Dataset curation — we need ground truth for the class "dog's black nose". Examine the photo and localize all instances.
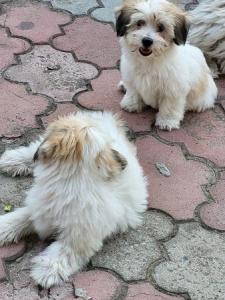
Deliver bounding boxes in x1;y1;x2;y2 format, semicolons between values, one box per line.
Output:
142;37;153;48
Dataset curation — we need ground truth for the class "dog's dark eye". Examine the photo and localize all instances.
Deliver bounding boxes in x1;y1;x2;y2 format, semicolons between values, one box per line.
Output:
137;20;146;28
157;23;165;32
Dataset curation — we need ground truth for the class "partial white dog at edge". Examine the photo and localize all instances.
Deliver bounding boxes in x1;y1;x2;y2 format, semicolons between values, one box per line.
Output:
116;0;218;131
188;0;225;78
0;111;148;288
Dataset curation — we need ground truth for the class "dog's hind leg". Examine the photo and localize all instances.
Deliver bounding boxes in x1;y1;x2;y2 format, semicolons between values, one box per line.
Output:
0;136;43;177
0;207;33;245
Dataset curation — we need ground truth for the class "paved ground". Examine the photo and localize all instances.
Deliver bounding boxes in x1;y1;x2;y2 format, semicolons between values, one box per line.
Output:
0;0;225;299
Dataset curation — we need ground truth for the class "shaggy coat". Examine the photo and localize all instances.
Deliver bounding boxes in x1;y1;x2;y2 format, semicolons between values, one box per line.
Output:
117;0;217;131
0;111;148;288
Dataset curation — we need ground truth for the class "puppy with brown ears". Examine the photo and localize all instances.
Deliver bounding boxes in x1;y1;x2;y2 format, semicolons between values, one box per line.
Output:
116;0;218;131
0;111;148;288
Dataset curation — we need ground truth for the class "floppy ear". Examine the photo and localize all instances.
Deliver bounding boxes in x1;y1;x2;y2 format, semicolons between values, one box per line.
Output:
115;7;131;36
33;129;84;163
96;148;127;180
173;14;190;45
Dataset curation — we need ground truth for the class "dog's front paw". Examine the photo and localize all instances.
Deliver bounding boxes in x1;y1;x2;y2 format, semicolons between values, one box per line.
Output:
31;256;69;288
155;115;180;131
120;95;144;113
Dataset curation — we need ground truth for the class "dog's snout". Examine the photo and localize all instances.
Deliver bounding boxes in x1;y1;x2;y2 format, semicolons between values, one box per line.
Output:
142;37;153;48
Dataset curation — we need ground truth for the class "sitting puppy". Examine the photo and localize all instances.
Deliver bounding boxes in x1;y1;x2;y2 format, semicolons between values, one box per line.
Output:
116;0;218;131
0;111;148;288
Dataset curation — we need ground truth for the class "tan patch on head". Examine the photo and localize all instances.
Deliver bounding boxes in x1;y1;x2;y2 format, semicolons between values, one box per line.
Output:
96;147;127;180
36;116;89;163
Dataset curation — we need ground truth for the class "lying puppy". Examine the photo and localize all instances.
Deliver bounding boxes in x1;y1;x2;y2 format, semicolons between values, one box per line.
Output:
0;111;148;288
116;0;218;131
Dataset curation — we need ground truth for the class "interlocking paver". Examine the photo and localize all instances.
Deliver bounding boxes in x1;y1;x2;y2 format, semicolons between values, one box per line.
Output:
157;106;225;166
52;17;120;68
153;222;225;300
92;211;174;281
126;283;184;300
0;174;32;213
78;69;154;132
73;270;122;300
0;79;48;138
43;0;98;15
0;28;29;73
200;172;225;231
8;242;49;300
136;136;211;219
0;283;14;300
91;0;122;24
0;242;25;281
0;1;71;43
41;103;78;128
49;283;74;300
5;45;98;102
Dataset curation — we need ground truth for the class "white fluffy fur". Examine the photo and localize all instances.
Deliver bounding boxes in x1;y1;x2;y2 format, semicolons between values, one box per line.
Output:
188;0;225;77
117;0;217;131
0;111;148;288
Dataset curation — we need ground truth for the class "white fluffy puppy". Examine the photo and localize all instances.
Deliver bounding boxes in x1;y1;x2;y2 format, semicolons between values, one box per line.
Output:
117;0;218;131
0;111;148;288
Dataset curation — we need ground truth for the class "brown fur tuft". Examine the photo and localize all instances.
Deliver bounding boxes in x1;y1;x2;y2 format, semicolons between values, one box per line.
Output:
96;147;127;180
34;117;89;163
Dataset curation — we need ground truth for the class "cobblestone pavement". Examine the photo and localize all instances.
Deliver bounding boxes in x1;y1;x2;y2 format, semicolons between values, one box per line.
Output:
0;0;224;299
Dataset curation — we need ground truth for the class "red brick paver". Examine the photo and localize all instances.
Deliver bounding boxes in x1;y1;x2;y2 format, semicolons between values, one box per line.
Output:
0;2;71;43
53;17;120;68
0;28;29;71
157;106;225;166
73;270;122;300
0;79;48;138
0;242;25;281
137;136;211;219
200;172;225;231
78;69;154;132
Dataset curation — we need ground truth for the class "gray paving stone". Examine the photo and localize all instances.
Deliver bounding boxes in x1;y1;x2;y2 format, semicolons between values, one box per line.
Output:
0;174;32;214
92;210;175;281
43;0;98;15
5;45;98;102
153;222;225;300
91;0;122;24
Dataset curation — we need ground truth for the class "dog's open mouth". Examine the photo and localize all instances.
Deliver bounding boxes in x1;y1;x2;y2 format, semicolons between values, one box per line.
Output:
139;47;152;56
